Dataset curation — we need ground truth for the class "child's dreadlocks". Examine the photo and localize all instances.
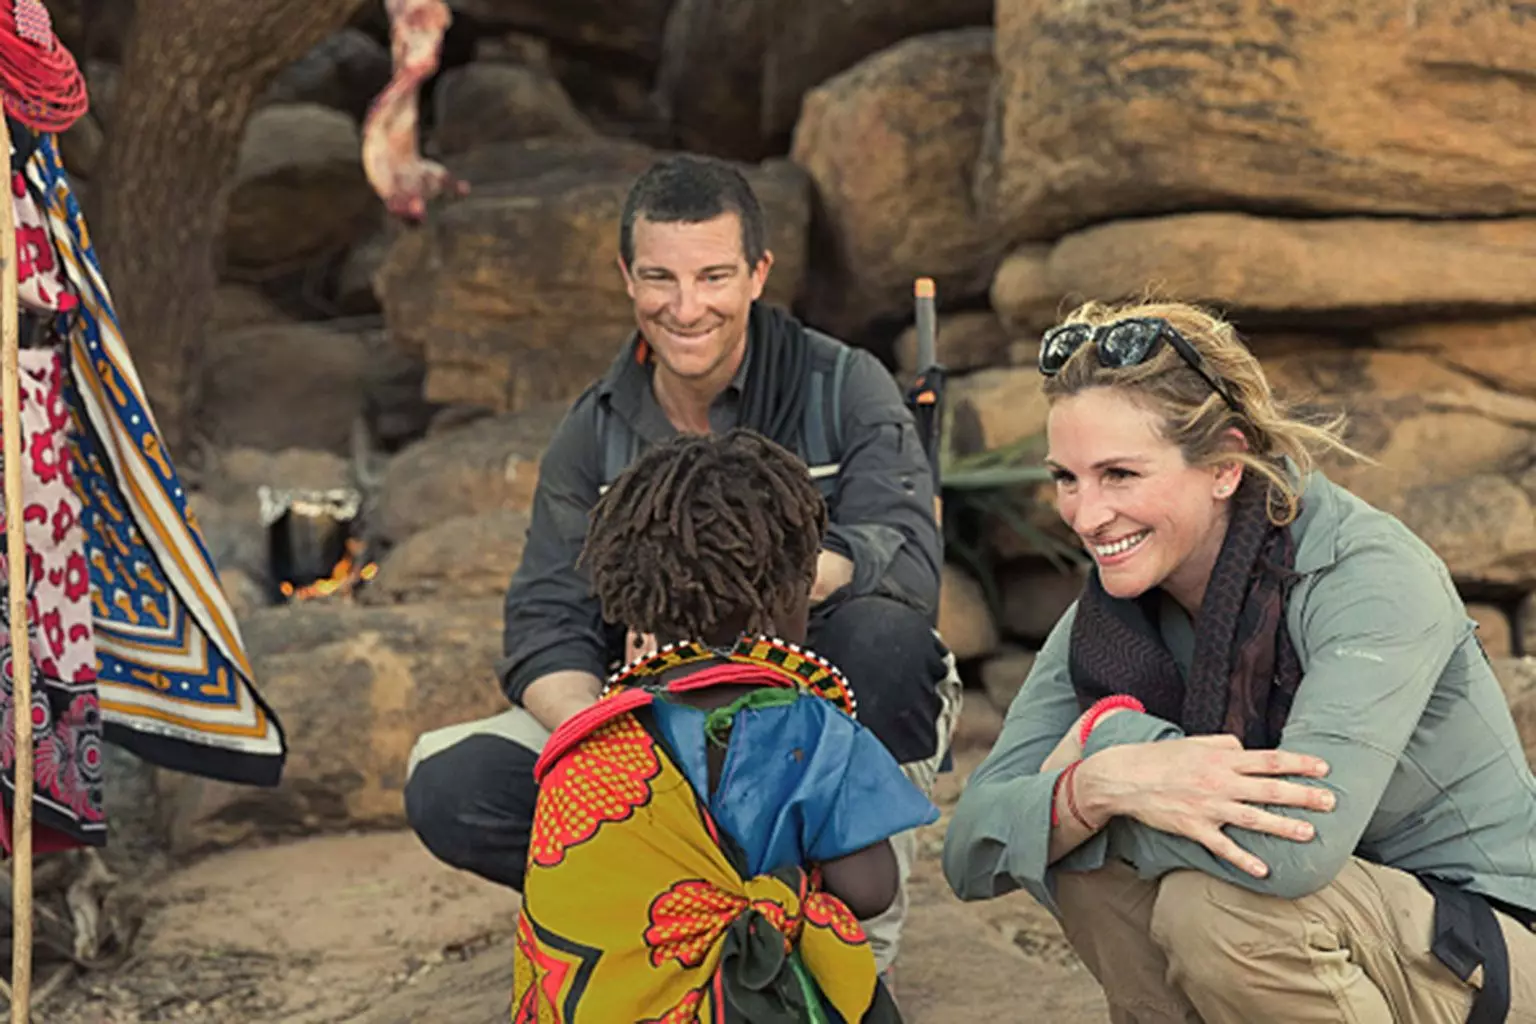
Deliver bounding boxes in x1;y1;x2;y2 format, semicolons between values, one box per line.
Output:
580;428;828;643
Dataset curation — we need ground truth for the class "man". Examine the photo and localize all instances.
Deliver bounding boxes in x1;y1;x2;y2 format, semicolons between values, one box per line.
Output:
403;154;960;972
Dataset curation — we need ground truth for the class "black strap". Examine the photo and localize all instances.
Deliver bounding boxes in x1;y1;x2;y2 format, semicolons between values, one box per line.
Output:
1421;876;1512;1024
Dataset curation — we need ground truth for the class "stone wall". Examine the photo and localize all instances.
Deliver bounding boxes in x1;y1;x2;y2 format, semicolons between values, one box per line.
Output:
59;0;1536;848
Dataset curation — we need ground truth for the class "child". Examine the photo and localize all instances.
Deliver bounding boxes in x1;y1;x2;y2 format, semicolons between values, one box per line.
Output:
512;429;937;1022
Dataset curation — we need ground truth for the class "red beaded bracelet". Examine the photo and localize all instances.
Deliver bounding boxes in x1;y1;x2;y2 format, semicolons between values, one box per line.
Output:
1051;760;1083;829
1079;695;1147;747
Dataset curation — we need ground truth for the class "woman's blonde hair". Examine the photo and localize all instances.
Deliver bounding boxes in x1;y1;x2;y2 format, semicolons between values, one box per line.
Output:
1039;300;1363;525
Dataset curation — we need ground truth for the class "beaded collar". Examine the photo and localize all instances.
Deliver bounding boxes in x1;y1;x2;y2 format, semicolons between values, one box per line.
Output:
604;634;857;719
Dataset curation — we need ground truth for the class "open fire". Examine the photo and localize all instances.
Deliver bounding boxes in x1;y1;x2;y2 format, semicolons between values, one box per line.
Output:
279;538;379;602
262;485;379;604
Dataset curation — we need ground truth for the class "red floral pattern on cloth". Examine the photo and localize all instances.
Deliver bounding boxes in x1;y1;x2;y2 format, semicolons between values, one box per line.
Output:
0;349;102;851
643;876;861;972
638;987;706;1024
527;715;661;868
11;154;74;314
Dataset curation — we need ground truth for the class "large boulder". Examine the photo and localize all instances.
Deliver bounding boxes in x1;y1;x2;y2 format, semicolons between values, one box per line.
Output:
446;0;674;63
431;61;596;155
792;29;1004;337
1265;348;1536;588
202;323;425;456
947;365;1051;457
365;510;531;604
983;0;1536;241
997;214;1536;326
225;104;376;270
154;600;507;855
375;404;568;543
261;28;393;121
657;0;992;159
936;562;999;662
1490;657;1536;766
1378;318;1536;399
894;311;1013;377
374;138;810;412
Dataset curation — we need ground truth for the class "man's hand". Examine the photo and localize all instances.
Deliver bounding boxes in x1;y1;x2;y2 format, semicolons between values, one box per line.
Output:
810;550;855;605
520;669;604;733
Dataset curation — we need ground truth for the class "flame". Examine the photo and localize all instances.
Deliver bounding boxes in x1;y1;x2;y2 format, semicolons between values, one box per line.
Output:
280;538;378;602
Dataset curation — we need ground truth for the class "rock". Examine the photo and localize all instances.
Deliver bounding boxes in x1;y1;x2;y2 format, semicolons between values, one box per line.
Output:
895;311;1012;377
206;447;353;504
207;284;294;334
376;138;810;412
475;31;557;67
192;447;357;587
189;491;272;588
366;510;530;604
1000;561;1083;643
1029;214;1536;324
1469;603;1514;659
219;567;270;621
947;366;1051;457
1265;348;1536;588
1521;594;1536;656
657;0;992;159
937;562;999;662
59;111;104;179
447;0;673;62
983;0;1536;242
990;245;1060;333
262;28;393;121
226;104;375;270
1378;318;1536;399
1490;657;1536;765
1388;475;1536;591
547;51;666;142
376;404;566;543
979;645;1037;715
431;61;595;155
202;323;383;455
155;600;507;855
792;29;1005;336
83;61;120;129
335;222;393;316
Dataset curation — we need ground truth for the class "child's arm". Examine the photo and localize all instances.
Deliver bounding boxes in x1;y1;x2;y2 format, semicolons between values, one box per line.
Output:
817;838;899;920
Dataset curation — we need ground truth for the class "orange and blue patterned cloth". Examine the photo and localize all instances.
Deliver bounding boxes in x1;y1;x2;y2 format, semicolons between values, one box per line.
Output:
513;637;936;1022
0;132;284;847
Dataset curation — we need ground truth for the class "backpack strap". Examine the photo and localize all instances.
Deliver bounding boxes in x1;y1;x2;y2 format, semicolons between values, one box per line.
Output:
802;339;851;498
596;399;639;493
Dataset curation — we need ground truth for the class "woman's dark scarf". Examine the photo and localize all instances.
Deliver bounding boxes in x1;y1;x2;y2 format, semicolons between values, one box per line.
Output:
1068;473;1303;749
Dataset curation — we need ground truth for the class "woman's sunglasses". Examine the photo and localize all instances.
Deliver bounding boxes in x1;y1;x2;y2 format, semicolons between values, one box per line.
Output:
1037;317;1241;412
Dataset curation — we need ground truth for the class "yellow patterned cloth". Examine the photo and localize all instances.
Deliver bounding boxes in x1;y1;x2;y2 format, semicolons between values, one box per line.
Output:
512;684;892;1023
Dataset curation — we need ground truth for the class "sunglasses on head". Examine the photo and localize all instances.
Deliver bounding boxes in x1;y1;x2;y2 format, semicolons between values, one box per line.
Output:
1037;317;1241;412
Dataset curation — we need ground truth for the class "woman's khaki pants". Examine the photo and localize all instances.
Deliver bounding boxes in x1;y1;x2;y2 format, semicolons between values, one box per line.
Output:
1054;858;1536;1023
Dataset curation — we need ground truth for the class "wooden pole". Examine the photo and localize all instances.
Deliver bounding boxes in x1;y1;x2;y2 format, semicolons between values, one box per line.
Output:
0;112;34;1022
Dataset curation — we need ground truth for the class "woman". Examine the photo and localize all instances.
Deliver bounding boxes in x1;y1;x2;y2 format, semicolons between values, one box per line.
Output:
513;429;935;1022
0;0;283;859
943;301;1536;1022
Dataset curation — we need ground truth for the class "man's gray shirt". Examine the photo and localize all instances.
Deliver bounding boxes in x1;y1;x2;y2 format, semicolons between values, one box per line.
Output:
497;322;942;704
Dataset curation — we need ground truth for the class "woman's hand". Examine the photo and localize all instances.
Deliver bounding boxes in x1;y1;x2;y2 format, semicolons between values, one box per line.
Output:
1080;735;1336;878
1040;706;1136;773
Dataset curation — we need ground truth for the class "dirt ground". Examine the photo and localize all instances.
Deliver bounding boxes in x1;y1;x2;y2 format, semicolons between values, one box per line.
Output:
40;702;1108;1023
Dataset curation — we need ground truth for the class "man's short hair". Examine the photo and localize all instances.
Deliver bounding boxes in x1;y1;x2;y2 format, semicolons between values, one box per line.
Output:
618;154;768;269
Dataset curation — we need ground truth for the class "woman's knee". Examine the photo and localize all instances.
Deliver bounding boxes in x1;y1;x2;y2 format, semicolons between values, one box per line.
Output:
1149;870;1285;982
